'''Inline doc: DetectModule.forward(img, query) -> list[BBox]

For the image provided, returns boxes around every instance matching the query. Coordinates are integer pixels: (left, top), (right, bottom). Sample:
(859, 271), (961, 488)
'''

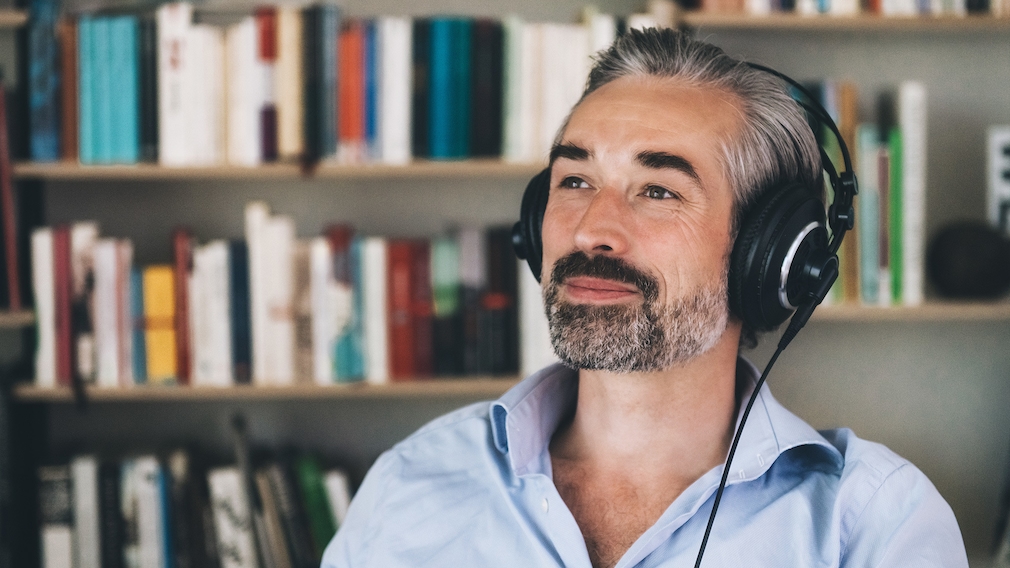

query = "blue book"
(28, 0), (60, 161)
(77, 16), (95, 164)
(92, 17), (113, 164)
(451, 19), (472, 158)
(229, 241), (252, 384)
(335, 236), (365, 381)
(130, 267), (147, 383)
(428, 18), (453, 159)
(364, 20), (377, 160)
(108, 16), (139, 164)
(157, 465), (176, 568)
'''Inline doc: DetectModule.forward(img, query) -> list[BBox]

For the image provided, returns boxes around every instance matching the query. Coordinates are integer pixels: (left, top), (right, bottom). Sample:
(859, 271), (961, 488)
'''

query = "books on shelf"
(41, 448), (351, 568)
(30, 202), (526, 389)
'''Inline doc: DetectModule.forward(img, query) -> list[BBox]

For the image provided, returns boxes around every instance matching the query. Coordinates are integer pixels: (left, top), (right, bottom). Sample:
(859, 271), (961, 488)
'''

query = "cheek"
(540, 199), (576, 268)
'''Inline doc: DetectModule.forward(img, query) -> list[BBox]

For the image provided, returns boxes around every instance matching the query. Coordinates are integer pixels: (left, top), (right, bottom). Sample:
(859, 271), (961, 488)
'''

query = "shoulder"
(818, 428), (968, 568)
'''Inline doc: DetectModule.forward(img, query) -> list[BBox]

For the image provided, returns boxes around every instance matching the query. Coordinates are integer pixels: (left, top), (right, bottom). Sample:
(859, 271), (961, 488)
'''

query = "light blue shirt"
(322, 359), (968, 567)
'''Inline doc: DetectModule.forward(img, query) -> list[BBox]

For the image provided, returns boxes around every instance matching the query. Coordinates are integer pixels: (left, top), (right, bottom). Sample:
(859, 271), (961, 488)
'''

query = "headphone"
(511, 63), (857, 333)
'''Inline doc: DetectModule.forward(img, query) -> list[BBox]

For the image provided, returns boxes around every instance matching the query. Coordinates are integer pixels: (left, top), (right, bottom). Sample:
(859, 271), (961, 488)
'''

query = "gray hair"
(559, 27), (822, 232)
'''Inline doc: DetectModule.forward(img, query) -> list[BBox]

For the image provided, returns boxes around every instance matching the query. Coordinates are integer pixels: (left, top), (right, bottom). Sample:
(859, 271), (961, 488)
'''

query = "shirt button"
(541, 498), (549, 513)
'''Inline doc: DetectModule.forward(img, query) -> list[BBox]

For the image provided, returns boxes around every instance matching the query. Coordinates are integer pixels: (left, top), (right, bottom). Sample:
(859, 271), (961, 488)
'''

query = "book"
(300, 4), (339, 164)
(256, 7), (279, 163)
(229, 241), (252, 384)
(32, 228), (56, 386)
(458, 227), (485, 374)
(254, 469), (292, 568)
(427, 18), (471, 160)
(337, 20), (365, 164)
(173, 229), (193, 385)
(410, 240), (433, 377)
(263, 216), (295, 385)
(226, 17), (262, 167)
(108, 16), (140, 164)
(837, 81), (859, 304)
(56, 18), (78, 162)
(77, 16), (94, 164)
(138, 14), (158, 162)
(28, 0), (60, 162)
(376, 17), (412, 165)
(98, 461), (124, 568)
(189, 24), (225, 166)
(132, 456), (169, 568)
(71, 455), (101, 568)
(431, 235), (461, 375)
(309, 237), (337, 384)
(38, 465), (73, 568)
(482, 227), (518, 374)
(292, 241), (313, 383)
(292, 456), (335, 561)
(143, 265), (178, 384)
(898, 81), (926, 307)
(856, 124), (881, 306)
(361, 236), (388, 384)
(53, 226), (73, 387)
(92, 17), (112, 164)
(70, 222), (98, 384)
(410, 19), (430, 159)
(322, 470), (350, 528)
(208, 468), (260, 568)
(275, 6), (304, 162)
(468, 19), (503, 158)
(265, 463), (314, 568)
(327, 227), (364, 382)
(156, 2), (194, 166)
(94, 239), (123, 387)
(363, 20), (377, 161)
(192, 240), (234, 387)
(131, 267), (148, 384)
(386, 239), (415, 380)
(0, 78), (20, 311)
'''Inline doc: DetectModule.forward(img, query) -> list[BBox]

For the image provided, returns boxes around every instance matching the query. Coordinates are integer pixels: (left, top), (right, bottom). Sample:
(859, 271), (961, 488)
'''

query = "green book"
(295, 455), (337, 559)
(888, 127), (903, 305)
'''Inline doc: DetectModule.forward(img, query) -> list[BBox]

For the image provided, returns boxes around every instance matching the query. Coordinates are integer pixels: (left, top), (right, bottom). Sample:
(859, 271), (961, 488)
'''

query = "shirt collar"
(489, 358), (843, 480)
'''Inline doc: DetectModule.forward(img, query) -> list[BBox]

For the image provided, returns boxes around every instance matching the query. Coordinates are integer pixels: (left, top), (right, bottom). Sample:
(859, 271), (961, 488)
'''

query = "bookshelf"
(3, 3), (1010, 568)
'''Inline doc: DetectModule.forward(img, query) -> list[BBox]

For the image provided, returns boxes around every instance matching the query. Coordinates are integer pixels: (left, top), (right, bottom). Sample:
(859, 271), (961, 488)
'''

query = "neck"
(550, 323), (742, 484)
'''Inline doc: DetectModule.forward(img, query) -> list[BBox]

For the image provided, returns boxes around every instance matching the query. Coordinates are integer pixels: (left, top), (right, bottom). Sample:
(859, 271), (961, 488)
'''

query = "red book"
(387, 239), (414, 380)
(411, 241), (433, 377)
(53, 226), (72, 386)
(256, 7), (278, 162)
(338, 21), (364, 158)
(0, 81), (19, 310)
(173, 229), (192, 385)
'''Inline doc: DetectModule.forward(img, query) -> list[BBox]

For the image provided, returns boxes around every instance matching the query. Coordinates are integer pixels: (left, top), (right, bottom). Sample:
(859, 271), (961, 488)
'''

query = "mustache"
(549, 251), (659, 302)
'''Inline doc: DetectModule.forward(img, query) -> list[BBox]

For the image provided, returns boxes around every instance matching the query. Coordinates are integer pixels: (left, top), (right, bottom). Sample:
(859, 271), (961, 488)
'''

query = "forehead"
(562, 76), (743, 168)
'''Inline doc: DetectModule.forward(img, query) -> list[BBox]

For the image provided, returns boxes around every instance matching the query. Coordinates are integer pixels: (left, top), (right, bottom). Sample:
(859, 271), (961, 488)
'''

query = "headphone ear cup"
(513, 168), (551, 282)
(730, 183), (829, 331)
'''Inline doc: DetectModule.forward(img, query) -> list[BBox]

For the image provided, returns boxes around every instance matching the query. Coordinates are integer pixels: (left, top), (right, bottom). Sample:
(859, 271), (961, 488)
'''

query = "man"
(322, 28), (967, 568)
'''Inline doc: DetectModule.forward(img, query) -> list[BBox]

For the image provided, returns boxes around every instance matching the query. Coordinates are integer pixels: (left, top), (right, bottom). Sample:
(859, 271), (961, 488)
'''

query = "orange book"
(387, 239), (414, 380)
(56, 19), (78, 162)
(172, 229), (192, 385)
(338, 20), (364, 161)
(143, 265), (177, 384)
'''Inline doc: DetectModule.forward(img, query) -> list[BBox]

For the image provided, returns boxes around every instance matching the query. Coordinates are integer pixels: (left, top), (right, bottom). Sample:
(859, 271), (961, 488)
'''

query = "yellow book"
(143, 265), (177, 384)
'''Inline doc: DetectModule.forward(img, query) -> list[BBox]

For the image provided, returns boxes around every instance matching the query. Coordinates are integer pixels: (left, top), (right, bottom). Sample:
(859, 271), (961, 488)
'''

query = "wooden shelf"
(0, 9), (27, 29)
(814, 301), (1010, 321)
(678, 12), (1010, 31)
(12, 160), (544, 182)
(0, 310), (34, 328)
(12, 376), (519, 403)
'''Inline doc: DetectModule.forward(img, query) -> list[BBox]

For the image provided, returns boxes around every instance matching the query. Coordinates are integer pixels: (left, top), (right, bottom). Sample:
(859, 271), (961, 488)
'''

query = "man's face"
(541, 75), (741, 371)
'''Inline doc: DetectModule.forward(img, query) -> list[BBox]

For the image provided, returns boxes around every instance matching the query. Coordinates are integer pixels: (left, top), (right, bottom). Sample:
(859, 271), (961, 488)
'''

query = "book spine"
(38, 465), (73, 568)
(410, 19), (429, 159)
(109, 16), (140, 164)
(329, 228), (363, 382)
(53, 225), (73, 386)
(156, 2), (194, 166)
(309, 237), (335, 385)
(143, 265), (177, 384)
(276, 7), (304, 161)
(386, 239), (414, 380)
(362, 236), (388, 384)
(322, 6), (339, 159)
(133, 456), (167, 568)
(856, 124), (881, 306)
(92, 17), (112, 164)
(899, 81), (926, 307)
(0, 81), (21, 310)
(293, 241), (314, 383)
(116, 241), (135, 386)
(888, 127), (903, 305)
(293, 456), (335, 561)
(131, 267), (148, 384)
(377, 17), (411, 165)
(77, 16), (94, 164)
(337, 20), (364, 164)
(468, 19), (503, 158)
(93, 239), (120, 387)
(28, 6), (60, 162)
(71, 456), (101, 568)
(32, 228), (56, 386)
(139, 15), (159, 162)
(411, 240), (433, 377)
(173, 229), (192, 385)
(427, 19), (452, 159)
(300, 6), (321, 164)
(256, 7), (279, 163)
(229, 240), (252, 384)
(208, 468), (260, 568)
(98, 462), (124, 568)
(430, 235), (461, 375)
(363, 20), (378, 161)
(56, 18), (78, 162)
(450, 19), (471, 158)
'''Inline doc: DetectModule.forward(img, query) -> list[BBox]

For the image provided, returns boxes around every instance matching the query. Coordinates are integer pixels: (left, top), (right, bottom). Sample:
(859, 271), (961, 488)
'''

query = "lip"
(563, 276), (641, 303)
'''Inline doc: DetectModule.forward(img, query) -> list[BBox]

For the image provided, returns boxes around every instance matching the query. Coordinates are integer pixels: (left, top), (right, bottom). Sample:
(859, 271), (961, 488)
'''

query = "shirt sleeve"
(840, 462), (968, 568)
(320, 451), (397, 568)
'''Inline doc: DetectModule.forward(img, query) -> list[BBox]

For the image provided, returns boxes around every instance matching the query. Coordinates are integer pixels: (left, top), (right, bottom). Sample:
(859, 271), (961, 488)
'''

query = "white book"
(323, 469), (352, 527)
(120, 460), (140, 568)
(208, 467), (260, 568)
(71, 455), (101, 568)
(377, 16), (412, 165)
(362, 237), (388, 385)
(538, 24), (567, 162)
(518, 259), (557, 377)
(192, 241), (233, 386)
(32, 228), (56, 387)
(900, 81), (927, 307)
(245, 202), (270, 384)
(133, 456), (166, 568)
(501, 16), (525, 163)
(510, 21), (542, 163)
(93, 239), (120, 387)
(188, 24), (225, 165)
(276, 6), (304, 161)
(309, 237), (337, 384)
(156, 2), (194, 166)
(265, 216), (296, 385)
(226, 18), (262, 167)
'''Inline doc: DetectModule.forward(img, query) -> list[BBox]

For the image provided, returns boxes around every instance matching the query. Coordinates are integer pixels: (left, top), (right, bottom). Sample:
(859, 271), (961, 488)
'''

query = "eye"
(644, 185), (679, 200)
(559, 176), (590, 190)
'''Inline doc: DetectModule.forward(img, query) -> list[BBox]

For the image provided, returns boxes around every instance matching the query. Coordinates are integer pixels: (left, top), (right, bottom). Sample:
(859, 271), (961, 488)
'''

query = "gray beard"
(544, 266), (730, 373)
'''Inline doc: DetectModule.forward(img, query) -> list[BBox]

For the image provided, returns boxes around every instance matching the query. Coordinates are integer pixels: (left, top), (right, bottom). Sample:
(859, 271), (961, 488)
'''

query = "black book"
(98, 461), (124, 568)
(138, 14), (159, 163)
(301, 6), (321, 164)
(411, 19), (430, 159)
(229, 241), (252, 384)
(267, 460), (315, 568)
(480, 227), (518, 375)
(468, 19), (503, 158)
(169, 450), (220, 568)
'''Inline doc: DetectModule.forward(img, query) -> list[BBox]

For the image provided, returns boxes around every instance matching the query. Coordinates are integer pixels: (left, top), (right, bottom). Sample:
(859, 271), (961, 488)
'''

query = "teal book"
(27, 0), (60, 161)
(91, 17), (113, 164)
(427, 18), (453, 159)
(131, 267), (147, 383)
(888, 127), (903, 305)
(450, 19), (471, 158)
(335, 236), (365, 381)
(108, 16), (139, 164)
(77, 16), (95, 164)
(856, 124), (880, 305)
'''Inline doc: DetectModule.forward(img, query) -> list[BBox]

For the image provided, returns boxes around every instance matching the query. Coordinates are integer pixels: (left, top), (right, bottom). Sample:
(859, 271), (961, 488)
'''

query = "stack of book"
(39, 449), (351, 568)
(698, 0), (1006, 18)
(26, 1), (672, 167)
(30, 202), (528, 389)
(808, 79), (928, 308)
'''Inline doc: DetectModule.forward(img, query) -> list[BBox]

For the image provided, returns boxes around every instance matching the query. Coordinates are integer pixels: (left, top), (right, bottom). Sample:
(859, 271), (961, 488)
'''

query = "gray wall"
(8, 3), (1010, 563)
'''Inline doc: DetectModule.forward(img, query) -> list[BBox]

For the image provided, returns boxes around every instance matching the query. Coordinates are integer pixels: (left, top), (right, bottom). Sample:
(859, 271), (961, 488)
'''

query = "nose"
(572, 188), (631, 257)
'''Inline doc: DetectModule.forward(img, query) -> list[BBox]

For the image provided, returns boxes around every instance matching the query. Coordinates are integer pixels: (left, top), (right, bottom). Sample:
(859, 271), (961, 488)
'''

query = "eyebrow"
(549, 143), (591, 165)
(636, 151), (703, 187)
